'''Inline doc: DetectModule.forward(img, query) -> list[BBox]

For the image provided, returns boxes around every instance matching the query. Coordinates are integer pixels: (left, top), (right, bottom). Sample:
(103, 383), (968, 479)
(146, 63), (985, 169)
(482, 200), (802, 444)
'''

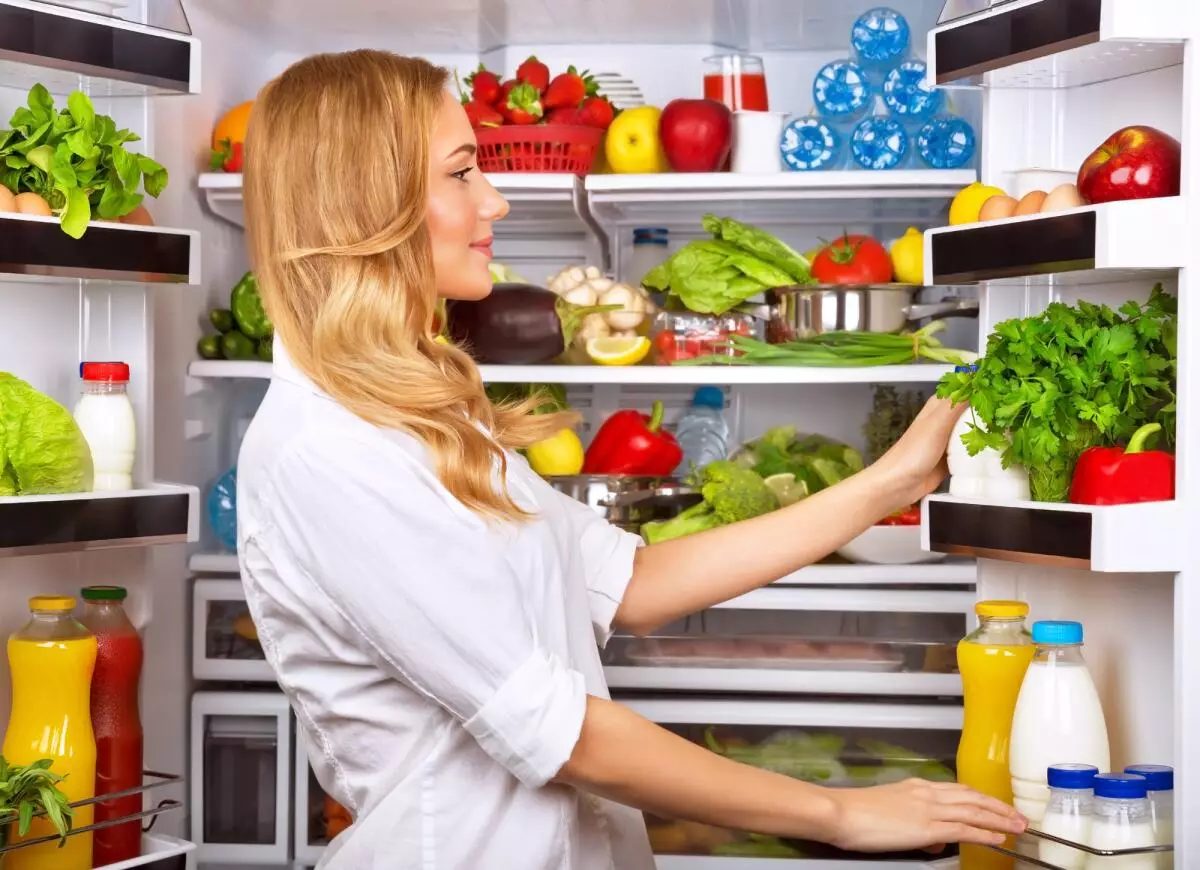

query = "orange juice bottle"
(3, 596), (97, 870)
(957, 600), (1034, 870)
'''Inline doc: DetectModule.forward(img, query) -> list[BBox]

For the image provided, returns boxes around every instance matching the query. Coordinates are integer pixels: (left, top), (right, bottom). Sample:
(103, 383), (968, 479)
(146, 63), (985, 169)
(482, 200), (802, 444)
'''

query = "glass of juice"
(703, 54), (769, 112)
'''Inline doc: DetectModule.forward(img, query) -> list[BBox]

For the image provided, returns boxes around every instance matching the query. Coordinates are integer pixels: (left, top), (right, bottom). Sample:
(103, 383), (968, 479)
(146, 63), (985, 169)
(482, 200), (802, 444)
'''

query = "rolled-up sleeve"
(257, 434), (586, 788)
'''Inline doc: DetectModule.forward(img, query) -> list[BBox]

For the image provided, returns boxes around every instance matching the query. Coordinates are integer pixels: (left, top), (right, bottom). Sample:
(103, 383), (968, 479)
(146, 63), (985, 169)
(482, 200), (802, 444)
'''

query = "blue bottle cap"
(1125, 765), (1174, 791)
(1094, 773), (1148, 800)
(1032, 620), (1084, 646)
(692, 386), (724, 409)
(954, 364), (979, 374)
(1048, 764), (1099, 790)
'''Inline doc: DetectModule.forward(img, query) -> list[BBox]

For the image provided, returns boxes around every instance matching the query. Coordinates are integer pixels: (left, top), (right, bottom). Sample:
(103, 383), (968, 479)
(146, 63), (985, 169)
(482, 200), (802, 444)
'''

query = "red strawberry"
(546, 107), (583, 125)
(209, 138), (243, 172)
(496, 79), (519, 122)
(516, 55), (550, 92)
(463, 99), (503, 129)
(543, 66), (591, 110)
(465, 65), (502, 105)
(577, 96), (615, 130)
(506, 82), (544, 125)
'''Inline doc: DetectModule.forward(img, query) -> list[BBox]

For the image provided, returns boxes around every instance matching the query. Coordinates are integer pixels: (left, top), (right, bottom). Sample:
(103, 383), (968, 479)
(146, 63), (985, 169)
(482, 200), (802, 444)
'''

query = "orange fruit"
(211, 101), (254, 151)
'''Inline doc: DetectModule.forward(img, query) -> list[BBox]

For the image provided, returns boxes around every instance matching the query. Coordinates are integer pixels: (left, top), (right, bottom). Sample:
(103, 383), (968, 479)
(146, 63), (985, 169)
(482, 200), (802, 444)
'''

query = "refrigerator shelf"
(922, 494), (1182, 573)
(0, 212), (200, 284)
(0, 483), (199, 557)
(773, 560), (976, 586)
(987, 827), (1173, 870)
(655, 858), (952, 869)
(0, 0), (200, 96)
(189, 551), (239, 574)
(925, 198), (1184, 286)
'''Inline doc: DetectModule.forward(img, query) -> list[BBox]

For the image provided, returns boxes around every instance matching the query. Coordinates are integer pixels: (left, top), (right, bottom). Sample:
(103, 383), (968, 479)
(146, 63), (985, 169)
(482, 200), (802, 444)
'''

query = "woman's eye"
(452, 166), (475, 182)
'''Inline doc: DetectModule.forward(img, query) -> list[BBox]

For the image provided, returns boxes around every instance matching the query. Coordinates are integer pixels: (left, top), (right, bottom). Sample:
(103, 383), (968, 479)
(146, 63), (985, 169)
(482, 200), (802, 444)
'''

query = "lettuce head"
(0, 373), (94, 496)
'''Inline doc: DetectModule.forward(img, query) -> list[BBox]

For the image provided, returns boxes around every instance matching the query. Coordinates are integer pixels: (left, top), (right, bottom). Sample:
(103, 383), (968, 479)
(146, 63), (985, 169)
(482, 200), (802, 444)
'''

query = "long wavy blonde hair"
(243, 50), (575, 520)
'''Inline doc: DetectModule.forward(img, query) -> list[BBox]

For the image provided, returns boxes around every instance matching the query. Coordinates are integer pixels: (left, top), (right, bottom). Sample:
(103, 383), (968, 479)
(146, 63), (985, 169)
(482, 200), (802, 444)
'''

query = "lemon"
(763, 473), (808, 507)
(948, 182), (1007, 226)
(586, 335), (651, 366)
(890, 227), (925, 285)
(526, 428), (585, 476)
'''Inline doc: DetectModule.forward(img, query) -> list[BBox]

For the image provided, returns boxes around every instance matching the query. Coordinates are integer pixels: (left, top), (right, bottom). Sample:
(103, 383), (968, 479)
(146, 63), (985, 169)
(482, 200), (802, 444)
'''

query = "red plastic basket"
(475, 125), (604, 175)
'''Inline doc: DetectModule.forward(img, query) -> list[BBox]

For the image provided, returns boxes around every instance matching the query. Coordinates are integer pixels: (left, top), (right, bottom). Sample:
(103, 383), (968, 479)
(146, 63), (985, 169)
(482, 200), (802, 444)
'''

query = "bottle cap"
(954, 363), (979, 374)
(1032, 620), (1083, 646)
(1125, 765), (1173, 792)
(82, 361), (130, 383)
(81, 585), (128, 601)
(1094, 773), (1147, 800)
(29, 595), (75, 612)
(1047, 764), (1098, 790)
(692, 386), (725, 410)
(976, 600), (1028, 619)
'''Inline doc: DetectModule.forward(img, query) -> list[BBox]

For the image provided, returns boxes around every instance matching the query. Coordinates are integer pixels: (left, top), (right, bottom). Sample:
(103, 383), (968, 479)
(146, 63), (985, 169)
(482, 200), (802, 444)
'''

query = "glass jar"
(703, 54), (769, 111)
(650, 309), (761, 365)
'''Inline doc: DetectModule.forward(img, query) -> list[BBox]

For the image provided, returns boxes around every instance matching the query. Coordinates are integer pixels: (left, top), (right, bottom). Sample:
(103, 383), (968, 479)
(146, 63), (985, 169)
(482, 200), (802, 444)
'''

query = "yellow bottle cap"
(976, 600), (1029, 619)
(29, 595), (76, 613)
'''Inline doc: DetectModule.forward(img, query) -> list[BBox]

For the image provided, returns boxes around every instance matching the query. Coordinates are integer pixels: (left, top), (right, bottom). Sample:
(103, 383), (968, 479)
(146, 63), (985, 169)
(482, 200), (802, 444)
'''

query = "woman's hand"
(872, 396), (967, 510)
(828, 778), (1027, 852)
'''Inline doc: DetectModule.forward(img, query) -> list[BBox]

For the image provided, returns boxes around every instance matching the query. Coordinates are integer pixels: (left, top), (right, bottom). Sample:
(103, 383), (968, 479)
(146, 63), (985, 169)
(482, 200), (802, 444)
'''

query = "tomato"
(877, 505), (921, 526)
(811, 234), (894, 285)
(653, 331), (679, 364)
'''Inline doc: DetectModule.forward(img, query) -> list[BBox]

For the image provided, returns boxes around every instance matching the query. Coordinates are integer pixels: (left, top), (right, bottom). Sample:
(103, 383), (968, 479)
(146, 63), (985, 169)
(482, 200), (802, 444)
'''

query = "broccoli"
(641, 459), (779, 544)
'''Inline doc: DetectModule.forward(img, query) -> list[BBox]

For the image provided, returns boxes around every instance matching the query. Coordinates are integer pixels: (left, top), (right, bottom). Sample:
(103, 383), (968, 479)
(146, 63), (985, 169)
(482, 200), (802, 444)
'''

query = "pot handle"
(904, 298), (980, 320)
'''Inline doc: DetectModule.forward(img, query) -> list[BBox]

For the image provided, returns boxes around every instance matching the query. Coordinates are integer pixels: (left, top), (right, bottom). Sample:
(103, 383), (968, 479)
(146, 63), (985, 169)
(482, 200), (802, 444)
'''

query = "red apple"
(1076, 125), (1181, 205)
(659, 99), (733, 173)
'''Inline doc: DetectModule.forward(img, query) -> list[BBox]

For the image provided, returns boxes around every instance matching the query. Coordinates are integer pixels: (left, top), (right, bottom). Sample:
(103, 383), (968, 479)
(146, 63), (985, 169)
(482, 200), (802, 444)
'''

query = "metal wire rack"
(989, 827), (1174, 870)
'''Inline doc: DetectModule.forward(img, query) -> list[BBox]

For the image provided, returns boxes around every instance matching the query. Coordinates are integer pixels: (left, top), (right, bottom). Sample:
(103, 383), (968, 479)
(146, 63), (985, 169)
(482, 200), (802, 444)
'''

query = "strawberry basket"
(475, 124), (604, 175)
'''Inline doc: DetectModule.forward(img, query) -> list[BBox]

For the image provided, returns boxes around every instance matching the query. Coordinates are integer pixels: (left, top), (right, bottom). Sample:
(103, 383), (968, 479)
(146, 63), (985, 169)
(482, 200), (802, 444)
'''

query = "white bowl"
(836, 524), (946, 565)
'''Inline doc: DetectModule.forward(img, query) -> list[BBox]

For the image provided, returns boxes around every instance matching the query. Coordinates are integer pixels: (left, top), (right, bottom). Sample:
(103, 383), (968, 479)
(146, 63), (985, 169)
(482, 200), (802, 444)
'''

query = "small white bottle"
(73, 361), (136, 492)
(1040, 764), (1098, 869)
(945, 366), (1031, 501)
(1124, 765), (1173, 869)
(1086, 773), (1156, 870)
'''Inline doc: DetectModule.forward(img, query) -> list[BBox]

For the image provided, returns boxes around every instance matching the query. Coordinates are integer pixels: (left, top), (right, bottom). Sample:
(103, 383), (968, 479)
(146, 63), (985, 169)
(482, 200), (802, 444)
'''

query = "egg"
(979, 195), (1018, 222)
(1041, 183), (1085, 214)
(1014, 190), (1047, 216)
(0, 187), (15, 213)
(14, 192), (51, 216)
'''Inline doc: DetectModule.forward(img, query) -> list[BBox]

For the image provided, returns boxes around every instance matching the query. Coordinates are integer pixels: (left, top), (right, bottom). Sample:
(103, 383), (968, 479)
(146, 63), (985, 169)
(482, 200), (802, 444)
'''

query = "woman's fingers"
(931, 782), (1028, 829)
(930, 822), (1007, 847)
(934, 803), (1026, 836)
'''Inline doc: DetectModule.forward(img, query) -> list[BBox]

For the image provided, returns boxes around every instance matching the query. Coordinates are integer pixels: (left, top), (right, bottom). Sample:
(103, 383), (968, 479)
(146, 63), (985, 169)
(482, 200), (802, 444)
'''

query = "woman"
(237, 49), (1024, 870)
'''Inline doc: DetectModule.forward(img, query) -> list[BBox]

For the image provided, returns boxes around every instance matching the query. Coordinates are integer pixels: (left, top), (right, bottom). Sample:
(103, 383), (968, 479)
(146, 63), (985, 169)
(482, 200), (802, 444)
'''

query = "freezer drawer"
(618, 697), (962, 864)
(603, 588), (967, 696)
(294, 737), (349, 866)
(190, 692), (291, 864)
(193, 578), (275, 682)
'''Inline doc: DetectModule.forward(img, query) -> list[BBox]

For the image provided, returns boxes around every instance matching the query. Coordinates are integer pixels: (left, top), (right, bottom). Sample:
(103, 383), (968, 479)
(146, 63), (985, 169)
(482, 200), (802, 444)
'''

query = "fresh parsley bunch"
(936, 284), (1176, 502)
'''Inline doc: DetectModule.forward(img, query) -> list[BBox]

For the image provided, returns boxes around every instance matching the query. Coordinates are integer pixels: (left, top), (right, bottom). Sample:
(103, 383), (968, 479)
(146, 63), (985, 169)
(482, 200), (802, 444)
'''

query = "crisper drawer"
(295, 736), (351, 866)
(193, 578), (274, 682)
(619, 697), (963, 865)
(603, 587), (969, 696)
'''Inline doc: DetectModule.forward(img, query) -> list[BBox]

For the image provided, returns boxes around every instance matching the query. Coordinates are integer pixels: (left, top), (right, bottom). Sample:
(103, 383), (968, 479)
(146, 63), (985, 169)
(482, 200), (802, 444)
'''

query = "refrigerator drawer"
(294, 736), (349, 866)
(193, 578), (275, 682)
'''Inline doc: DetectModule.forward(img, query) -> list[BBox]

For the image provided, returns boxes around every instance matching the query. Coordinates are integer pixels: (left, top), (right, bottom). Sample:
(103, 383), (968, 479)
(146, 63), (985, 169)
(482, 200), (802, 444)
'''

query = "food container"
(474, 125), (604, 175)
(731, 111), (787, 173)
(1007, 167), (1077, 198)
(836, 524), (947, 565)
(545, 474), (698, 533)
(757, 284), (979, 341)
(702, 54), (769, 112)
(649, 309), (762, 364)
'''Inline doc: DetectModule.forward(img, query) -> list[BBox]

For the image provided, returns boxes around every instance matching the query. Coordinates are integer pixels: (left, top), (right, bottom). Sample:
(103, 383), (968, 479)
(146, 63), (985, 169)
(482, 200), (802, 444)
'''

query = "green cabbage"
(0, 373), (94, 496)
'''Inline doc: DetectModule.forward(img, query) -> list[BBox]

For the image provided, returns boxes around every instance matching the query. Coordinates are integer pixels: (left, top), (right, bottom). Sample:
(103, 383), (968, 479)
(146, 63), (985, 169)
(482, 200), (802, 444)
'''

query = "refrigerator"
(0, 0), (1193, 867)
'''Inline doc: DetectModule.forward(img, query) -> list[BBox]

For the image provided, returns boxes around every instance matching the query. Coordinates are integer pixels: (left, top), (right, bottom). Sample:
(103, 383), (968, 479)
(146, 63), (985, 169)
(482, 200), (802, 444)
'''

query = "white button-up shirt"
(236, 343), (656, 870)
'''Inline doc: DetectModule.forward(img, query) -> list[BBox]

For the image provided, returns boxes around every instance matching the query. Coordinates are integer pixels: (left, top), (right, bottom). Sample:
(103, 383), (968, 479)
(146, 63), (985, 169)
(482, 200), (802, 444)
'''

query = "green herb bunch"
(0, 757), (74, 847)
(0, 84), (168, 238)
(936, 284), (1177, 502)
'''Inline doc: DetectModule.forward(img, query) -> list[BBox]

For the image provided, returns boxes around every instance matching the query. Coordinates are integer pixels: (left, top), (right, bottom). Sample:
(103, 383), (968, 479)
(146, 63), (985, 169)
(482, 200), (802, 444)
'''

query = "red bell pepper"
(1069, 422), (1175, 506)
(582, 401), (683, 476)
(877, 505), (921, 526)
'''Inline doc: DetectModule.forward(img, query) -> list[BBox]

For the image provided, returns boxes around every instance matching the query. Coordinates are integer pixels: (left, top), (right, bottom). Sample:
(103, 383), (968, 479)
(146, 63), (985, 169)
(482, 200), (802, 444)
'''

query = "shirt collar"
(272, 336), (326, 397)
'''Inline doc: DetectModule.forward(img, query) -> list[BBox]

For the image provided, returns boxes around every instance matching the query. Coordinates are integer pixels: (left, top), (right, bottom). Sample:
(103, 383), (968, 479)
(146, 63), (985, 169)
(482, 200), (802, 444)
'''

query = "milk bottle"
(1086, 774), (1156, 870)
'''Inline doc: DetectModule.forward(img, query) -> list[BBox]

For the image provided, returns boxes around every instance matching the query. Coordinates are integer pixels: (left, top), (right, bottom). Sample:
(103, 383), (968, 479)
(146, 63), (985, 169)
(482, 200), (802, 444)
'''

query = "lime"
(221, 330), (257, 361)
(209, 308), (235, 333)
(257, 338), (273, 362)
(763, 473), (808, 507)
(197, 335), (222, 360)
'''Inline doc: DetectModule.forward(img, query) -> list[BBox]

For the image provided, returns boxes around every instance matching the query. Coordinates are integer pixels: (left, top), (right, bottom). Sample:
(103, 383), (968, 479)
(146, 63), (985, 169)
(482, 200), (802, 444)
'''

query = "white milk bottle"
(1086, 773), (1156, 870)
(1124, 765), (1173, 869)
(73, 361), (137, 491)
(1010, 620), (1111, 824)
(1039, 764), (1097, 869)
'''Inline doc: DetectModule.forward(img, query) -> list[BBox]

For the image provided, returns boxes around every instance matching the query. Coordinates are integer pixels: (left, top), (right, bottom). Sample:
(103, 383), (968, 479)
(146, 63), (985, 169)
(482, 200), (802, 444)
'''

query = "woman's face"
(427, 91), (509, 300)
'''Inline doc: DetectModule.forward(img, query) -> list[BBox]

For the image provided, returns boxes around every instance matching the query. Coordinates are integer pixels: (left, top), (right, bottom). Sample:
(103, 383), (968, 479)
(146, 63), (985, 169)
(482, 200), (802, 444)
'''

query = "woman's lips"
(470, 237), (494, 259)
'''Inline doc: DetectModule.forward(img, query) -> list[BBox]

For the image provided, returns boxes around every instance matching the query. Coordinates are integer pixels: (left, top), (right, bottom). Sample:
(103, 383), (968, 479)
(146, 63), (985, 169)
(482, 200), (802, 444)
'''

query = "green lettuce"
(0, 373), (94, 496)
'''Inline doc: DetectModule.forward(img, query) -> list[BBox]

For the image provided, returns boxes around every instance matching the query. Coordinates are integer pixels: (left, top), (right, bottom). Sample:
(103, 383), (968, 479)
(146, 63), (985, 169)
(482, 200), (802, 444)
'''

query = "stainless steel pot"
(546, 475), (699, 533)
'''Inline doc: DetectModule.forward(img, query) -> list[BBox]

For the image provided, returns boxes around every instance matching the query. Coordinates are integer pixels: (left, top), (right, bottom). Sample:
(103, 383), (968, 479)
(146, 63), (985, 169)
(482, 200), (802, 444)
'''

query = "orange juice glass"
(3, 596), (98, 870)
(957, 600), (1034, 870)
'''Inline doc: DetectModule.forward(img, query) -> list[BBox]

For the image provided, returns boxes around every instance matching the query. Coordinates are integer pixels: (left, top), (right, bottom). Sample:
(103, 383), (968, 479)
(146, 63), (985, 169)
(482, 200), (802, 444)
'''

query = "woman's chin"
(438, 273), (494, 302)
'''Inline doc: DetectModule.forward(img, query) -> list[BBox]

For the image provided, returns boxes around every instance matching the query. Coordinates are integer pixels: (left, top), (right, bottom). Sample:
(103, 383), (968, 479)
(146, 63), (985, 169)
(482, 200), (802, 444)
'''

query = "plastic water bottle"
(780, 116), (844, 171)
(850, 115), (909, 170)
(675, 386), (729, 472)
(916, 114), (977, 169)
(851, 7), (912, 84)
(882, 60), (943, 127)
(207, 465), (238, 552)
(812, 59), (873, 127)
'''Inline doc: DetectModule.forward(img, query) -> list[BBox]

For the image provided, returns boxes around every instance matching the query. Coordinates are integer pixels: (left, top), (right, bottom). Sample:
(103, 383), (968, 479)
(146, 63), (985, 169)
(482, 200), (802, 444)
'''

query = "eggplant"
(447, 282), (617, 365)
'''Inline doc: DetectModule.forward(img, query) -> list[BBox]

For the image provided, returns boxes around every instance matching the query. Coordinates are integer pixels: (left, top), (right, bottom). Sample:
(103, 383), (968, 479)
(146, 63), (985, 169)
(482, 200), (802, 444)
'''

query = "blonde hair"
(243, 50), (575, 520)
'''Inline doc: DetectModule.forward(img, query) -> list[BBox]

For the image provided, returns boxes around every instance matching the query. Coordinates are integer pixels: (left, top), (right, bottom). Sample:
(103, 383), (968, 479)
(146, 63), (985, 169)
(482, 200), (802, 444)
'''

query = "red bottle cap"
(81, 361), (130, 383)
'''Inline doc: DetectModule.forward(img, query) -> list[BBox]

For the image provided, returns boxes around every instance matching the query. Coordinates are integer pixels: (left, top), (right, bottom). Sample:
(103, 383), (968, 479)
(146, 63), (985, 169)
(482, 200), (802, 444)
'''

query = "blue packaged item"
(781, 117), (843, 171)
(207, 465), (238, 553)
(916, 114), (977, 169)
(882, 60), (943, 126)
(850, 116), (909, 170)
(851, 7), (912, 82)
(812, 59), (873, 126)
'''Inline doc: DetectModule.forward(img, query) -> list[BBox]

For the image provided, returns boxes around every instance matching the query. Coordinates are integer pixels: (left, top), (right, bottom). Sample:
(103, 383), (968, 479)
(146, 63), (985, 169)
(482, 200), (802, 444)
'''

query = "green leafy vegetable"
(863, 386), (925, 464)
(641, 459), (778, 543)
(485, 382), (568, 415)
(936, 284), (1177, 502)
(700, 215), (813, 284)
(0, 373), (94, 496)
(0, 756), (74, 847)
(732, 428), (863, 497)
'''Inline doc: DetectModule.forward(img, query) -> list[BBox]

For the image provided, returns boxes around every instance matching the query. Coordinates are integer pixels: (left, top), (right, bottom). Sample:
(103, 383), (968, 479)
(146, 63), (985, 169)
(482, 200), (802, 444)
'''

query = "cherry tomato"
(653, 331), (678, 364)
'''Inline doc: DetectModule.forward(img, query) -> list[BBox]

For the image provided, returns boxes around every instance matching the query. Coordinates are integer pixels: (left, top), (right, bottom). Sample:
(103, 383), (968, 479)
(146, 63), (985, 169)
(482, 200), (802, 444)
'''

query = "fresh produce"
(465, 66), (502, 105)
(323, 795), (352, 840)
(457, 61), (613, 133)
(1040, 182), (1085, 213)
(810, 233), (892, 285)
(1014, 190), (1046, 215)
(937, 285), (1176, 502)
(862, 385), (924, 463)
(1068, 422), (1174, 506)
(948, 182), (1007, 225)
(0, 84), (168, 238)
(231, 272), (272, 339)
(732, 427), (863, 502)
(888, 227), (923, 285)
(877, 505), (921, 526)
(582, 401), (683, 476)
(526, 428), (585, 476)
(447, 283), (617, 365)
(210, 100), (252, 173)
(505, 83), (544, 125)
(0, 372), (94, 495)
(543, 66), (593, 110)
(677, 320), (974, 368)
(659, 99), (733, 173)
(641, 459), (778, 543)
(578, 97), (615, 130)
(545, 266), (653, 359)
(0, 757), (74, 849)
(586, 335), (651, 366)
(197, 272), (275, 362)
(605, 105), (669, 174)
(651, 312), (756, 365)
(1077, 125), (1181, 205)
(643, 215), (813, 315)
(516, 56), (551, 91)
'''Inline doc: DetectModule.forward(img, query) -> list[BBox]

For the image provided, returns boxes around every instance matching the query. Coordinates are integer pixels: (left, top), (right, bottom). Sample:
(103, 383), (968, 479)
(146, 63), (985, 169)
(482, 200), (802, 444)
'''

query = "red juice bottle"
(79, 586), (144, 865)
